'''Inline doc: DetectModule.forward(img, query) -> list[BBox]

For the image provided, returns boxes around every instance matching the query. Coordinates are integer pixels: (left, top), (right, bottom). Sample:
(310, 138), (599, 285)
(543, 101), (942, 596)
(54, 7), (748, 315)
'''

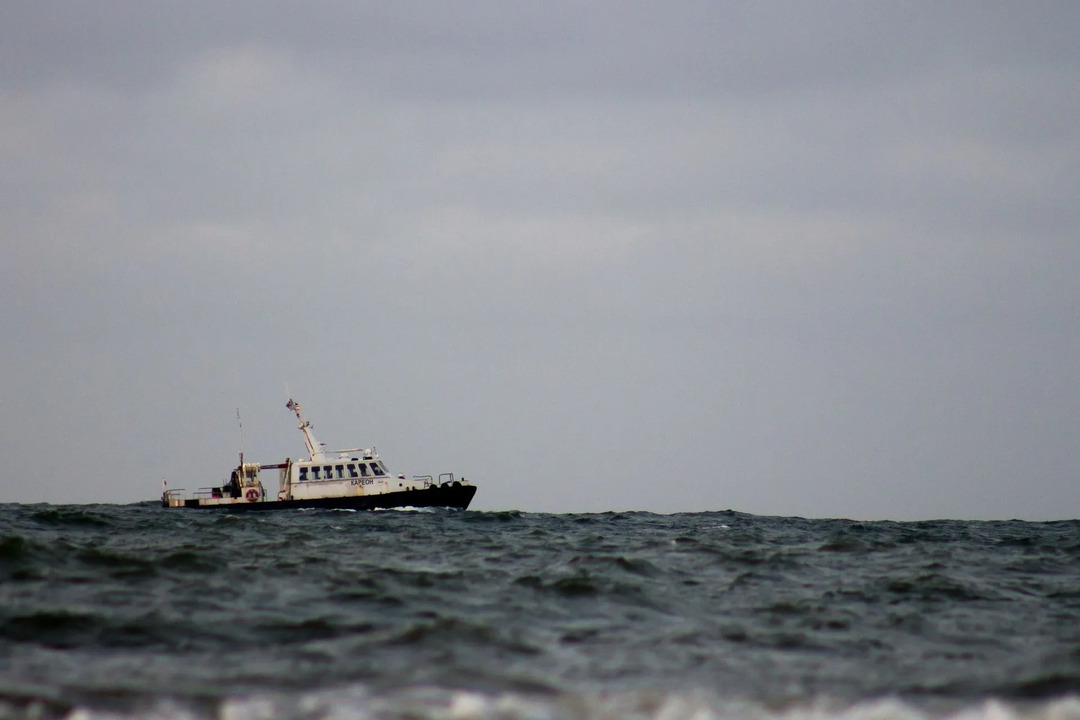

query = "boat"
(161, 398), (477, 511)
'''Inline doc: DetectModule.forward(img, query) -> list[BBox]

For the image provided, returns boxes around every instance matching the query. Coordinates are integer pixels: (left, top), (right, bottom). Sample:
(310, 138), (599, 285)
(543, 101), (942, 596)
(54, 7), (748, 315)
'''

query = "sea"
(1, 505), (1079, 720)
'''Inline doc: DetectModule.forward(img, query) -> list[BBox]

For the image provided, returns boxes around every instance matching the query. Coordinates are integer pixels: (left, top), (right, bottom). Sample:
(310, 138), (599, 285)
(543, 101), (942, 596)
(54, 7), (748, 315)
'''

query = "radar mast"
(286, 398), (327, 461)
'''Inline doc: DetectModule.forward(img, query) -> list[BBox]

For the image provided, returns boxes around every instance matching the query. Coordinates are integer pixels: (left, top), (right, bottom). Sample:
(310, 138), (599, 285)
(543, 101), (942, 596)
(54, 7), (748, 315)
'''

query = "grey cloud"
(1, 2), (1078, 518)
(6, 3), (1079, 97)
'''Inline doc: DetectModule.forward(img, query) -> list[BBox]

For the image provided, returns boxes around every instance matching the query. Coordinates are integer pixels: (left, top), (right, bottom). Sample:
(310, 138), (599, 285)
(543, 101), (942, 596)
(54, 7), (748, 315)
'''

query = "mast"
(237, 406), (244, 466)
(286, 398), (326, 461)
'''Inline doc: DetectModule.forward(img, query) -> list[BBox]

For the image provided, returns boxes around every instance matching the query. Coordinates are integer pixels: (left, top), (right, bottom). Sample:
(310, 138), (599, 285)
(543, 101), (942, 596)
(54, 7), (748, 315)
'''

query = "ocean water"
(1, 505), (1079, 720)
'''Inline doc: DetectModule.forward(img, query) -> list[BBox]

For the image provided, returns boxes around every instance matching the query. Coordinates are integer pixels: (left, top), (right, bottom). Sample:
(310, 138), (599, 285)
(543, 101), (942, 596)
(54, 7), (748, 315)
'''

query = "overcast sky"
(2, 2), (1078, 519)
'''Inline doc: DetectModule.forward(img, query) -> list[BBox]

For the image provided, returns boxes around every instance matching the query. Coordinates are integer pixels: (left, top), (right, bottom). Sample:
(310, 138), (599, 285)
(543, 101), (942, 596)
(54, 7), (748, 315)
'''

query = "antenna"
(237, 406), (244, 466)
(234, 364), (245, 467)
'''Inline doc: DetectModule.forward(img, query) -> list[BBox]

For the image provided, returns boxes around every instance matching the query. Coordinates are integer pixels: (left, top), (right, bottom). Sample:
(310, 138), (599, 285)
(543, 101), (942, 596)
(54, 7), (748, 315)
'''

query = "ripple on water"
(0, 506), (1078, 717)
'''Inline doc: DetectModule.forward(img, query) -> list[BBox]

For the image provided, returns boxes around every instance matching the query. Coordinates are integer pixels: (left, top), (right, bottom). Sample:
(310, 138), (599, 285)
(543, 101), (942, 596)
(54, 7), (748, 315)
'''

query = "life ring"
(245, 488), (259, 502)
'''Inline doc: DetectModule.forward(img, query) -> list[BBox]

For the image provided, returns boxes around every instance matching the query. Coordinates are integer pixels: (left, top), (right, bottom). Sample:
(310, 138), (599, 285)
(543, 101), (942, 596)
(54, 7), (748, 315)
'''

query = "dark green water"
(2, 504), (1079, 719)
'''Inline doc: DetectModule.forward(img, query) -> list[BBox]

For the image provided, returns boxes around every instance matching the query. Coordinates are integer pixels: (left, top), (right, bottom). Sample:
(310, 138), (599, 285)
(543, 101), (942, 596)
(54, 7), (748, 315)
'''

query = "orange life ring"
(245, 488), (259, 502)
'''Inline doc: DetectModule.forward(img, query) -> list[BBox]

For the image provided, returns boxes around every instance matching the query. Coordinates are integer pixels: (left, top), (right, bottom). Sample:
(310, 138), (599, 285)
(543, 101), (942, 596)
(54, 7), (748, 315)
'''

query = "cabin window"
(312, 467), (321, 480)
(323, 465), (333, 479)
(335, 465), (345, 478)
(299, 467), (308, 482)
(347, 464), (358, 478)
(358, 464), (369, 477)
(370, 463), (385, 477)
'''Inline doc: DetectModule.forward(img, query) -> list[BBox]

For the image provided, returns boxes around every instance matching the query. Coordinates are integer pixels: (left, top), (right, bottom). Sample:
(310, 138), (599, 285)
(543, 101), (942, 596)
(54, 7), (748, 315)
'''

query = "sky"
(2, 2), (1078, 519)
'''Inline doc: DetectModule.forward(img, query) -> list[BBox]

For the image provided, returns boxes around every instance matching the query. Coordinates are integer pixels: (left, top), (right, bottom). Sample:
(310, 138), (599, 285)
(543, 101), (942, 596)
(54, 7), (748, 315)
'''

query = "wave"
(3, 688), (1079, 720)
(3, 507), (1080, 720)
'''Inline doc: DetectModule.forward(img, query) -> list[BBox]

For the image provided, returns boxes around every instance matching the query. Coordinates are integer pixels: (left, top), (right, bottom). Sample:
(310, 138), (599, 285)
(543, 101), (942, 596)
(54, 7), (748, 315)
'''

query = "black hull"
(166, 484), (477, 511)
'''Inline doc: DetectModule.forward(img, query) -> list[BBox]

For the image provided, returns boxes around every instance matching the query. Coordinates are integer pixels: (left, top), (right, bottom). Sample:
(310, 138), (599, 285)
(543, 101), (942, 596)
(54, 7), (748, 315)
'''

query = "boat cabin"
(296, 457), (388, 482)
